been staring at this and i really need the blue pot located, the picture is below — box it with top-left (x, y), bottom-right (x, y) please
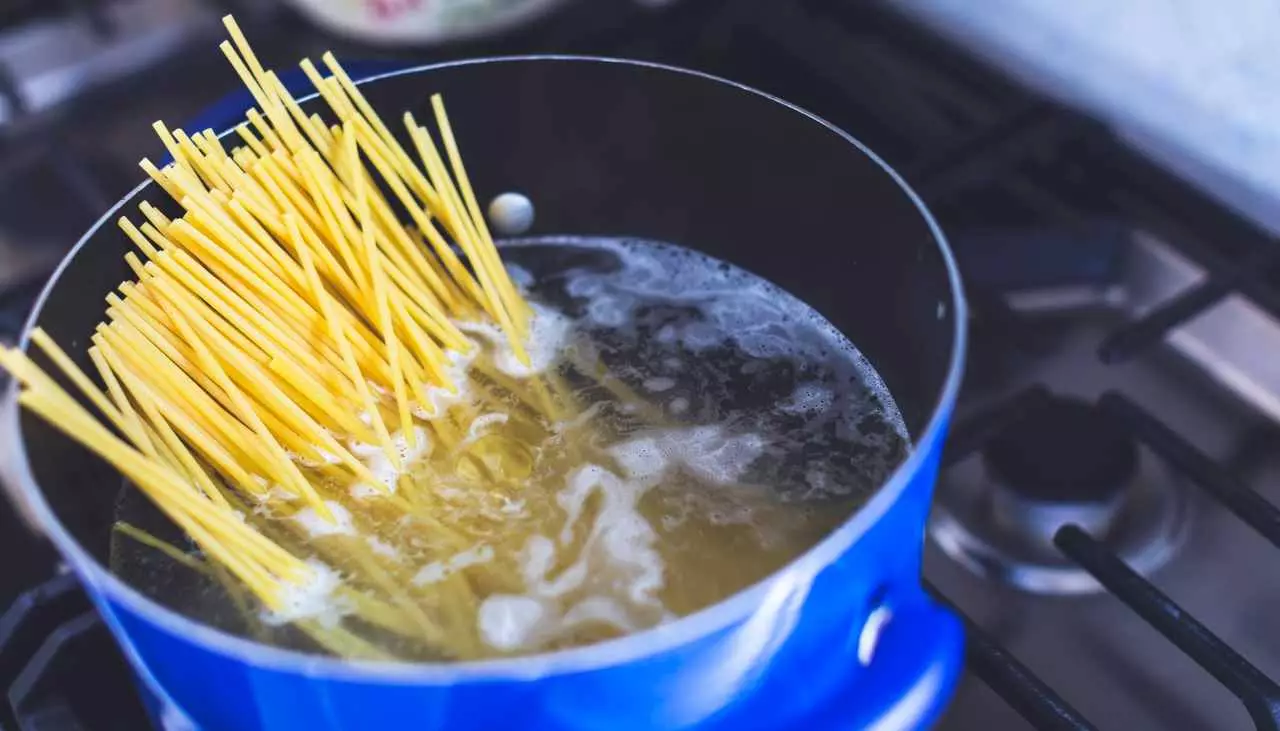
top-left (3, 57), bottom-right (967, 730)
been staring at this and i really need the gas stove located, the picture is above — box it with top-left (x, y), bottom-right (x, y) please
top-left (0, 1), bottom-right (1278, 729)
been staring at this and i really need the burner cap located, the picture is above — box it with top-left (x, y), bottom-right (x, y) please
top-left (930, 392), bottom-right (1188, 595)
top-left (982, 396), bottom-right (1138, 504)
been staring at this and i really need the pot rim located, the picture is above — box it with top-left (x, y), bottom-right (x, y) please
top-left (1, 54), bottom-right (967, 682)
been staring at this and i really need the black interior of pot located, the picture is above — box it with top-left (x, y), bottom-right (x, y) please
top-left (17, 58), bottom-right (957, 567)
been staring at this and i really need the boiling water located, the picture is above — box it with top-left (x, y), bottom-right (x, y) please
top-left (110, 236), bottom-right (909, 660)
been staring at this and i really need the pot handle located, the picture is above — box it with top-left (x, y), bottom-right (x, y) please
top-left (837, 592), bottom-right (964, 730)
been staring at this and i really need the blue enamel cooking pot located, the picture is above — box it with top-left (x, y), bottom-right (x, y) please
top-left (1, 57), bottom-right (966, 730)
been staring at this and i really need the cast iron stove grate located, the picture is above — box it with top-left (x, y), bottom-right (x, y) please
top-left (2, 0), bottom-right (1280, 729)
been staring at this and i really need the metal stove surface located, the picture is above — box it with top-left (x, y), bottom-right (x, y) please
top-left (0, 1), bottom-right (1279, 730)
top-left (930, 251), bottom-right (1280, 731)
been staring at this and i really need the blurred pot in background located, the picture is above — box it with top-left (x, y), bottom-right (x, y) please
top-left (278, 0), bottom-right (680, 46)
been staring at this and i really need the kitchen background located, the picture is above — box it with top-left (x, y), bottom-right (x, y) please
top-left (1, 0), bottom-right (1279, 729)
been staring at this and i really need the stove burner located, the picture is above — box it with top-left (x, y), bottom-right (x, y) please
top-left (985, 397), bottom-right (1137, 541)
top-left (930, 393), bottom-right (1190, 594)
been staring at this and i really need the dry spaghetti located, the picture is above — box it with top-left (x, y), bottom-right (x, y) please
top-left (2, 15), bottom-right (895, 663)
top-left (0, 15), bottom-right (590, 659)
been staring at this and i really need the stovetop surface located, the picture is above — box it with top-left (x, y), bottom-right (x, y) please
top-left (2, 1), bottom-right (1280, 730)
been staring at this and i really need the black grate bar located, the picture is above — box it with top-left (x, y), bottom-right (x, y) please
top-left (0, 573), bottom-right (88, 731)
top-left (943, 385), bottom-right (1052, 467)
top-left (1108, 187), bottom-right (1280, 321)
top-left (1000, 174), bottom-right (1099, 235)
top-left (1099, 279), bottom-right (1233, 364)
top-left (927, 582), bottom-right (1098, 731)
top-left (736, 1), bottom-right (959, 145)
top-left (1098, 246), bottom-right (1280, 363)
top-left (907, 101), bottom-right (1093, 202)
top-left (1097, 392), bottom-right (1280, 548)
top-left (965, 620), bottom-right (1098, 731)
top-left (1055, 525), bottom-right (1280, 730)
top-left (8, 611), bottom-right (99, 731)
top-left (818, 0), bottom-right (1032, 122)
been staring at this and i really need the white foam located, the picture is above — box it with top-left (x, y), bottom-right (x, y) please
top-left (802, 468), bottom-right (832, 501)
top-left (500, 304), bottom-right (571, 378)
top-left (518, 463), bottom-right (666, 639)
top-left (610, 426), bottom-right (765, 486)
top-left (349, 427), bottom-right (430, 498)
top-left (252, 483), bottom-right (299, 503)
top-left (607, 437), bottom-right (670, 482)
top-left (366, 536), bottom-right (400, 561)
top-left (347, 442), bottom-right (382, 459)
top-left (482, 425), bottom-right (758, 617)
top-left (478, 595), bottom-right (548, 652)
top-left (349, 483), bottom-right (383, 501)
top-left (296, 448), bottom-right (343, 468)
top-left (562, 596), bottom-right (639, 632)
top-left (464, 412), bottom-right (509, 445)
top-left (411, 544), bottom-right (495, 587)
top-left (554, 402), bottom-right (604, 433)
top-left (586, 295), bottom-right (628, 327)
top-left (779, 383), bottom-right (834, 416)
top-left (459, 236), bottom-right (915, 653)
top-left (291, 501), bottom-right (355, 538)
top-left (262, 560), bottom-right (348, 627)
top-left (643, 376), bottom-right (676, 393)
top-left (520, 235), bottom-right (909, 442)
top-left (415, 350), bottom-right (476, 418)
top-left (457, 302), bottom-right (571, 379)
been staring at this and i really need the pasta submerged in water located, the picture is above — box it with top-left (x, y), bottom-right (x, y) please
top-left (4, 18), bottom-right (911, 660)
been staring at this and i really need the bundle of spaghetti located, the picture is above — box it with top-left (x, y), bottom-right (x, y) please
top-left (2, 12), bottom-right (679, 660)
top-left (0, 13), bottom-right (576, 655)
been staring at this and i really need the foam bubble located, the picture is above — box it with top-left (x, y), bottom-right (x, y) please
top-left (349, 483), bottom-right (383, 501)
top-left (643, 376), bottom-right (676, 393)
top-left (459, 302), bottom-right (570, 378)
top-left (478, 595), bottom-right (549, 652)
top-left (263, 560), bottom-right (348, 627)
top-left (413, 350), bottom-right (476, 419)
top-left (607, 437), bottom-right (670, 482)
top-left (503, 235), bottom-right (908, 443)
top-left (779, 383), bottom-right (834, 415)
top-left (251, 484), bottom-right (300, 512)
top-left (455, 236), bottom-right (915, 654)
top-left (366, 536), bottom-right (400, 561)
top-left (586, 295), bottom-right (629, 327)
top-left (480, 461), bottom-right (666, 652)
top-left (411, 544), bottom-right (495, 587)
top-left (555, 465), bottom-right (663, 605)
top-left (349, 427), bottom-right (430, 498)
top-left (296, 448), bottom-right (343, 468)
top-left (562, 596), bottom-right (638, 633)
top-left (471, 425), bottom-right (773, 650)
top-left (609, 426), bottom-right (765, 486)
top-left (464, 413), bottom-right (510, 445)
top-left (554, 402), bottom-right (604, 433)
top-left (291, 501), bottom-right (355, 538)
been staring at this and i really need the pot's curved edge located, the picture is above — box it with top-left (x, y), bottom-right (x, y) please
top-left (0, 55), bottom-right (968, 683)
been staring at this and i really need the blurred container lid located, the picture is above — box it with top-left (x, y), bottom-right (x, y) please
top-left (278, 0), bottom-right (576, 46)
